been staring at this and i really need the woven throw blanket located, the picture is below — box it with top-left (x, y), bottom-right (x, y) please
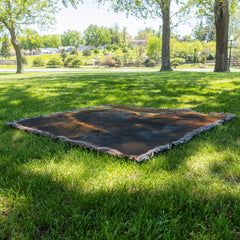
top-left (5, 105), bottom-right (235, 162)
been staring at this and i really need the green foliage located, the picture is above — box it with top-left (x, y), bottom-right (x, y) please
top-left (60, 49), bottom-right (68, 60)
top-left (47, 57), bottom-right (63, 68)
top-left (146, 36), bottom-right (161, 63)
top-left (84, 25), bottom-right (111, 47)
top-left (94, 58), bottom-right (101, 66)
top-left (64, 55), bottom-right (76, 66)
top-left (171, 62), bottom-right (180, 68)
top-left (0, 37), bottom-right (11, 59)
top-left (93, 48), bottom-right (100, 54)
top-left (22, 56), bottom-right (28, 65)
top-left (64, 55), bottom-right (83, 67)
top-left (70, 48), bottom-right (78, 55)
top-left (102, 57), bottom-right (116, 67)
top-left (33, 56), bottom-right (45, 67)
top-left (122, 47), bottom-right (128, 53)
top-left (0, 0), bottom-right (60, 32)
top-left (144, 58), bottom-right (156, 67)
top-left (82, 49), bottom-right (91, 57)
top-left (109, 24), bottom-right (121, 45)
top-left (133, 58), bottom-right (144, 67)
top-left (19, 29), bottom-right (42, 51)
top-left (193, 21), bottom-right (215, 42)
top-left (61, 30), bottom-right (83, 48)
top-left (112, 43), bottom-right (119, 51)
top-left (103, 49), bottom-right (108, 55)
top-left (40, 34), bottom-right (61, 48)
top-left (71, 57), bottom-right (83, 67)
top-left (170, 58), bottom-right (186, 65)
top-left (106, 44), bottom-right (112, 51)
top-left (112, 55), bottom-right (124, 67)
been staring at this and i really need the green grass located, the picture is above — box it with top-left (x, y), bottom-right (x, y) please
top-left (0, 71), bottom-right (239, 239)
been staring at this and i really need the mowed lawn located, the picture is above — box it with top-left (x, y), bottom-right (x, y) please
top-left (0, 71), bottom-right (239, 239)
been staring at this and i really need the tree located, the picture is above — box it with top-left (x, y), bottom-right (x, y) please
top-left (84, 25), bottom-right (111, 47)
top-left (1, 36), bottom-right (11, 59)
top-left (61, 30), bottom-right (83, 49)
top-left (40, 34), bottom-right (61, 48)
top-left (188, 0), bottom-right (239, 72)
top-left (146, 36), bottom-right (162, 63)
top-left (134, 28), bottom-right (154, 44)
top-left (193, 21), bottom-right (215, 42)
top-left (121, 27), bottom-right (129, 44)
top-left (0, 0), bottom-right (82, 73)
top-left (109, 24), bottom-right (121, 45)
top-left (229, 5), bottom-right (240, 40)
top-left (96, 0), bottom-right (177, 71)
top-left (20, 29), bottom-right (42, 51)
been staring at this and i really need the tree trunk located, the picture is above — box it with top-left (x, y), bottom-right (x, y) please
top-left (9, 27), bottom-right (24, 73)
top-left (160, 0), bottom-right (172, 71)
top-left (214, 0), bottom-right (229, 72)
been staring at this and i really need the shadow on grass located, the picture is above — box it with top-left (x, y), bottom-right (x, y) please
top-left (0, 71), bottom-right (240, 239)
top-left (0, 140), bottom-right (239, 239)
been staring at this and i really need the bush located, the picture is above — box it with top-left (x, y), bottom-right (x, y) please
top-left (82, 49), bottom-right (91, 57)
top-left (170, 58), bottom-right (185, 65)
top-left (70, 48), bottom-right (78, 55)
top-left (171, 62), bottom-right (180, 68)
top-left (106, 45), bottom-right (112, 51)
top-left (33, 56), bottom-right (45, 67)
top-left (60, 49), bottom-right (68, 60)
top-left (102, 57), bottom-right (116, 67)
top-left (22, 56), bottom-right (28, 65)
top-left (103, 49), bottom-right (108, 55)
top-left (64, 56), bottom-right (75, 66)
top-left (94, 58), bottom-right (101, 66)
top-left (71, 57), bottom-right (83, 67)
top-left (112, 44), bottom-right (119, 51)
top-left (64, 56), bottom-right (83, 67)
top-left (112, 55), bottom-right (123, 67)
top-left (47, 57), bottom-right (63, 68)
top-left (93, 48), bottom-right (99, 54)
top-left (122, 47), bottom-right (128, 53)
top-left (133, 58), bottom-right (143, 67)
top-left (144, 58), bottom-right (156, 67)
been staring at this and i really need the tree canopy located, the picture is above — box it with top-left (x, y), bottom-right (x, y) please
top-left (0, 0), bottom-right (83, 73)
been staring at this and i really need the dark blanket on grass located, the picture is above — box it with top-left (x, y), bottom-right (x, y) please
top-left (5, 105), bottom-right (235, 162)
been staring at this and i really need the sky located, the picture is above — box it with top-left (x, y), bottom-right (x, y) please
top-left (40, 1), bottom-right (195, 37)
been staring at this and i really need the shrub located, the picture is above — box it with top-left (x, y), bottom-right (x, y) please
top-left (122, 47), bottom-right (128, 53)
top-left (60, 49), bottom-right (68, 60)
top-left (70, 48), bottom-right (78, 55)
top-left (33, 56), bottom-right (45, 67)
top-left (103, 49), bottom-right (108, 55)
top-left (112, 55), bottom-right (123, 67)
top-left (71, 57), bottom-right (83, 67)
top-left (47, 57), bottom-right (62, 68)
top-left (102, 57), bottom-right (116, 67)
top-left (171, 62), bottom-right (180, 68)
top-left (94, 58), bottom-right (101, 66)
top-left (82, 49), bottom-right (91, 57)
top-left (112, 44), bottom-right (119, 51)
top-left (144, 58), bottom-right (156, 67)
top-left (64, 56), bottom-right (75, 66)
top-left (94, 48), bottom-right (99, 54)
top-left (22, 56), bottom-right (28, 65)
top-left (106, 45), bottom-right (112, 51)
top-left (114, 49), bottom-right (124, 55)
top-left (170, 58), bottom-right (185, 65)
top-left (133, 58), bottom-right (143, 67)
